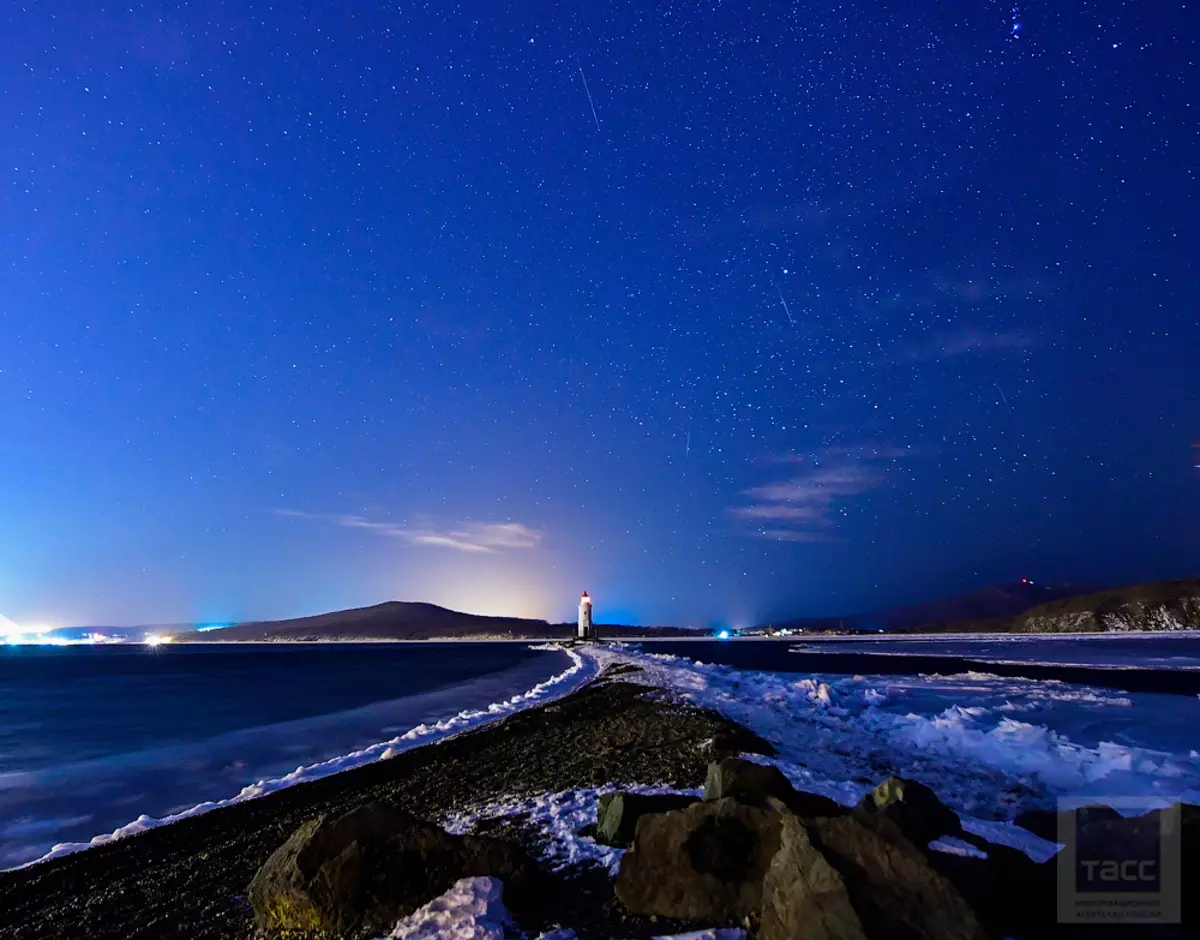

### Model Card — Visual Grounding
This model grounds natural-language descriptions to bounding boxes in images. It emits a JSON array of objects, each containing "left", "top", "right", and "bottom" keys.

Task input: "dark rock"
[
  {"left": 706, "top": 727, "right": 779, "bottom": 761},
  {"left": 595, "top": 791, "right": 699, "bottom": 847},
  {"left": 760, "top": 812, "right": 867, "bottom": 940},
  {"left": 1014, "top": 803, "right": 1122, "bottom": 842},
  {"left": 248, "top": 803, "right": 532, "bottom": 938},
  {"left": 614, "top": 797, "right": 782, "bottom": 920},
  {"left": 703, "top": 758, "right": 840, "bottom": 818},
  {"left": 854, "top": 776, "right": 962, "bottom": 846},
  {"left": 1012, "top": 807, "right": 1058, "bottom": 841},
  {"left": 809, "top": 814, "right": 988, "bottom": 940},
  {"left": 704, "top": 758, "right": 796, "bottom": 805},
  {"left": 928, "top": 838, "right": 1056, "bottom": 938}
]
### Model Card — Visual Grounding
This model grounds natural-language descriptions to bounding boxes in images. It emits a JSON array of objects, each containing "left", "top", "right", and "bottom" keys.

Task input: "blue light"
[{"left": 717, "top": 630, "right": 731, "bottom": 640}]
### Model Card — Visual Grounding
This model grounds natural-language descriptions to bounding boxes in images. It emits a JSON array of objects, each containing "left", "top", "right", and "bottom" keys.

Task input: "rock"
[
  {"left": 704, "top": 758, "right": 796, "bottom": 804},
  {"left": 595, "top": 791, "right": 699, "bottom": 847},
  {"left": 705, "top": 727, "right": 779, "bottom": 761},
  {"left": 854, "top": 776, "right": 962, "bottom": 846},
  {"left": 614, "top": 797, "right": 783, "bottom": 920},
  {"left": 928, "top": 838, "right": 1056, "bottom": 938},
  {"left": 1013, "top": 803, "right": 1122, "bottom": 842},
  {"left": 703, "top": 758, "right": 842, "bottom": 817},
  {"left": 1011, "top": 808, "right": 1057, "bottom": 841},
  {"left": 809, "top": 814, "right": 988, "bottom": 940},
  {"left": 248, "top": 803, "right": 533, "bottom": 938},
  {"left": 760, "top": 812, "right": 867, "bottom": 940}
]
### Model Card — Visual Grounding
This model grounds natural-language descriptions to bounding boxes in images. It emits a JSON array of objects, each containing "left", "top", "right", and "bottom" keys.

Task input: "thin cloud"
[
  {"left": 905, "top": 326, "right": 1037, "bottom": 361},
  {"left": 753, "top": 529, "right": 841, "bottom": 543},
  {"left": 731, "top": 446, "right": 911, "bottom": 542},
  {"left": 729, "top": 504, "right": 830, "bottom": 522},
  {"left": 277, "top": 510, "right": 543, "bottom": 554}
]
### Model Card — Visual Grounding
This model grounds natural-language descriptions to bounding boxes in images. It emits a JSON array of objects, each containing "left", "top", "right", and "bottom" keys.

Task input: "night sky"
[{"left": 2, "top": 1, "right": 1196, "bottom": 628}]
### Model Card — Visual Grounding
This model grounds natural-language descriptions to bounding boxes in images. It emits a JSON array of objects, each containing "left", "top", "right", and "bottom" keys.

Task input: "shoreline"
[
  {"left": 0, "top": 661, "right": 775, "bottom": 940},
  {"left": 4, "top": 644, "right": 593, "bottom": 872}
]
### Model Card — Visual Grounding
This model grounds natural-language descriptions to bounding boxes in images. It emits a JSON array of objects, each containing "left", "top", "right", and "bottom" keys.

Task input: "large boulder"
[
  {"left": 809, "top": 814, "right": 988, "bottom": 940},
  {"left": 248, "top": 803, "right": 533, "bottom": 938},
  {"left": 595, "top": 791, "right": 699, "bottom": 847},
  {"left": 704, "top": 757, "right": 843, "bottom": 818},
  {"left": 854, "top": 776, "right": 962, "bottom": 847},
  {"left": 614, "top": 797, "right": 783, "bottom": 920},
  {"left": 760, "top": 812, "right": 868, "bottom": 940},
  {"left": 928, "top": 838, "right": 1056, "bottom": 939}
]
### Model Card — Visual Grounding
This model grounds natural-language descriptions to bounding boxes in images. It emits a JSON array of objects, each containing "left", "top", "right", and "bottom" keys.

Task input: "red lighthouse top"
[{"left": 581, "top": 591, "right": 591, "bottom": 604}]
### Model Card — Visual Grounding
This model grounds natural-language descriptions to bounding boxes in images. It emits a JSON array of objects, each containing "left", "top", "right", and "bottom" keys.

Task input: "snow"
[
  {"left": 15, "top": 645, "right": 594, "bottom": 870},
  {"left": 377, "top": 877, "right": 511, "bottom": 940},
  {"left": 573, "top": 645, "right": 1200, "bottom": 857},
  {"left": 443, "top": 783, "right": 701, "bottom": 873},
  {"left": 530, "top": 930, "right": 744, "bottom": 940},
  {"left": 928, "top": 835, "right": 988, "bottom": 859},
  {"left": 375, "top": 877, "right": 745, "bottom": 940}
]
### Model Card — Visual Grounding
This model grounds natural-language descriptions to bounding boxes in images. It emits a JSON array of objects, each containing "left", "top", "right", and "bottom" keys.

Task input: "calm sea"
[{"left": 0, "top": 642, "right": 565, "bottom": 867}]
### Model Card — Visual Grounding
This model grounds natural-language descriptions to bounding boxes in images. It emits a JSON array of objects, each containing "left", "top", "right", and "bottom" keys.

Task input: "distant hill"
[
  {"left": 181, "top": 602, "right": 708, "bottom": 643},
  {"left": 183, "top": 602, "right": 556, "bottom": 642},
  {"left": 907, "top": 577, "right": 1200, "bottom": 634},
  {"left": 764, "top": 580, "right": 1083, "bottom": 634}
]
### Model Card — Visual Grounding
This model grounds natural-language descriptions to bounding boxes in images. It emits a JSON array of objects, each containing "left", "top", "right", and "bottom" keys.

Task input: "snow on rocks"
[
  {"left": 574, "top": 645, "right": 1200, "bottom": 845},
  {"left": 377, "top": 877, "right": 511, "bottom": 940},
  {"left": 531, "top": 929, "right": 746, "bottom": 940},
  {"left": 443, "top": 783, "right": 702, "bottom": 873},
  {"left": 373, "top": 877, "right": 747, "bottom": 940},
  {"left": 928, "top": 835, "right": 989, "bottom": 859}
]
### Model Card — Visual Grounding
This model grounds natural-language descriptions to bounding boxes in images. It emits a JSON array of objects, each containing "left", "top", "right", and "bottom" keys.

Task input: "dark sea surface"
[
  {"left": 0, "top": 642, "right": 566, "bottom": 867},
  {"left": 638, "top": 634, "right": 1200, "bottom": 695}
]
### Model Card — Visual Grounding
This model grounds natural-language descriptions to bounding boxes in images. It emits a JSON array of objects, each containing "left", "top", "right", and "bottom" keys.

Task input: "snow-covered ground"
[
  {"left": 486, "top": 644, "right": 1197, "bottom": 864},
  {"left": 9, "top": 645, "right": 595, "bottom": 871}
]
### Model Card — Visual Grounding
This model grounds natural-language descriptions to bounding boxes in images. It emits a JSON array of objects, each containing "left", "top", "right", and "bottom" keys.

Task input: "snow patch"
[
  {"left": 377, "top": 877, "right": 510, "bottom": 940},
  {"left": 532, "top": 930, "right": 745, "bottom": 940},
  {"left": 444, "top": 783, "right": 701, "bottom": 873},
  {"left": 928, "top": 835, "right": 988, "bottom": 859}
]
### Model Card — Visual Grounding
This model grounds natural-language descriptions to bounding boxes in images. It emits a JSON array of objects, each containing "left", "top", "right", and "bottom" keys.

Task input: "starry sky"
[{"left": 1, "top": 0, "right": 1197, "bottom": 628}]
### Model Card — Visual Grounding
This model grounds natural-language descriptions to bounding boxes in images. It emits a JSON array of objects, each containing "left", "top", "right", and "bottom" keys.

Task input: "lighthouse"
[{"left": 577, "top": 591, "right": 594, "bottom": 641}]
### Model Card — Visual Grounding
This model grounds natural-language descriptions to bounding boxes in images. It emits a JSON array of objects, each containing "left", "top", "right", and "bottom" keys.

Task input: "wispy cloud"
[
  {"left": 277, "top": 510, "right": 543, "bottom": 554},
  {"left": 731, "top": 447, "right": 912, "bottom": 542},
  {"left": 904, "top": 325, "right": 1037, "bottom": 362}
]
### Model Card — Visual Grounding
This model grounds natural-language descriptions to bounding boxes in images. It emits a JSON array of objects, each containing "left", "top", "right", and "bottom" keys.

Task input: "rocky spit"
[{"left": 0, "top": 664, "right": 1196, "bottom": 939}]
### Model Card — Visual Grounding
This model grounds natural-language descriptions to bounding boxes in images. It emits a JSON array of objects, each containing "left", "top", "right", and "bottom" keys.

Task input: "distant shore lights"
[{"left": 577, "top": 591, "right": 596, "bottom": 641}]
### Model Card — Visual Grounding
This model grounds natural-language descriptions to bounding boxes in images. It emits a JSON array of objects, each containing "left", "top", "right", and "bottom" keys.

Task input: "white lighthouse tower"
[{"left": 577, "top": 591, "right": 594, "bottom": 641}]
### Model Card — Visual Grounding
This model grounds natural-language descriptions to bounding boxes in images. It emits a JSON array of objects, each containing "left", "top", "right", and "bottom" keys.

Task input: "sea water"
[{"left": 0, "top": 642, "right": 566, "bottom": 867}]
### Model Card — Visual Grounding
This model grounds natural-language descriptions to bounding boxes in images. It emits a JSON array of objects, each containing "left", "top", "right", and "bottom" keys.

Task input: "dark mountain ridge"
[
  {"left": 186, "top": 602, "right": 554, "bottom": 642},
  {"left": 763, "top": 579, "right": 1083, "bottom": 634},
  {"left": 906, "top": 577, "right": 1200, "bottom": 634},
  {"left": 184, "top": 602, "right": 706, "bottom": 642}
]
